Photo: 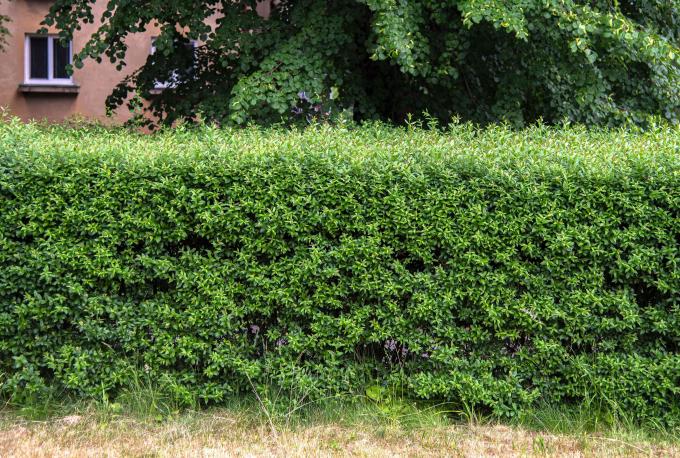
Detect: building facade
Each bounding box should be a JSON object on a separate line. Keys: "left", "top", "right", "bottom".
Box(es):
{"left": 0, "top": 1, "right": 270, "bottom": 124}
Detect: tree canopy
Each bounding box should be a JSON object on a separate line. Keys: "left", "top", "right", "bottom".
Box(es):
{"left": 0, "top": 1, "right": 10, "bottom": 52}
{"left": 43, "top": 0, "right": 680, "bottom": 127}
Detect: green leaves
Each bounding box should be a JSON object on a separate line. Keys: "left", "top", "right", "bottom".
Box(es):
{"left": 457, "top": 0, "right": 530, "bottom": 39}
{"left": 0, "top": 2, "right": 9, "bottom": 53}
{"left": 365, "top": 384, "right": 385, "bottom": 402}
{"left": 0, "top": 120, "right": 679, "bottom": 425}
{"left": 39, "top": 0, "right": 680, "bottom": 127}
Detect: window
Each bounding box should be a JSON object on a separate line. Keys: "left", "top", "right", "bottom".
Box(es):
{"left": 24, "top": 35, "right": 73, "bottom": 85}
{"left": 150, "top": 37, "right": 197, "bottom": 90}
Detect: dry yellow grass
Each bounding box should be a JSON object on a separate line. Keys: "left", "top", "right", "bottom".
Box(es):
{"left": 1, "top": 410, "right": 678, "bottom": 458}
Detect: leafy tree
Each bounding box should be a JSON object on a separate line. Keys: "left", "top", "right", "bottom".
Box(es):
{"left": 0, "top": 1, "right": 10, "bottom": 52}
{"left": 43, "top": 0, "right": 680, "bottom": 127}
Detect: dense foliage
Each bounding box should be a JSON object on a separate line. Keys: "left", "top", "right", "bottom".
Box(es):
{"left": 1, "top": 120, "right": 678, "bottom": 424}
{"left": 42, "top": 0, "right": 680, "bottom": 127}
{"left": 0, "top": 1, "right": 9, "bottom": 52}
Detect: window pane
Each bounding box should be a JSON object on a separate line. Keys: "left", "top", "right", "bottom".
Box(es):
{"left": 29, "top": 36, "right": 48, "bottom": 79}
{"left": 53, "top": 39, "right": 70, "bottom": 79}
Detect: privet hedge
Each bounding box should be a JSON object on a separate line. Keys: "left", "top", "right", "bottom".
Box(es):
{"left": 0, "top": 120, "right": 678, "bottom": 424}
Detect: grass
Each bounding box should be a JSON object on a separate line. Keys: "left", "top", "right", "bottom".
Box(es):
{"left": 1, "top": 381, "right": 678, "bottom": 457}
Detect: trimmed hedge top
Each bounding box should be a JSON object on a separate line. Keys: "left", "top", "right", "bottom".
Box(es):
{"left": 1, "top": 120, "right": 679, "bottom": 425}
{"left": 3, "top": 118, "right": 679, "bottom": 169}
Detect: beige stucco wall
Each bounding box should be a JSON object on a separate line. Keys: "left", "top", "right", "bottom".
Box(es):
{"left": 0, "top": 1, "right": 270, "bottom": 124}
{"left": 0, "top": 0, "right": 162, "bottom": 123}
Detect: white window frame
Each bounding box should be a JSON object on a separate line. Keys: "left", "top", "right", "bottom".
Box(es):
{"left": 150, "top": 37, "right": 197, "bottom": 89}
{"left": 24, "top": 34, "right": 74, "bottom": 86}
